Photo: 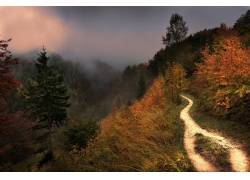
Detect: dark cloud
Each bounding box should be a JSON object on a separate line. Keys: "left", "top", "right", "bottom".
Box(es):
{"left": 50, "top": 6, "right": 249, "bottom": 69}
{"left": 50, "top": 6, "right": 249, "bottom": 32}
{"left": 1, "top": 6, "right": 249, "bottom": 70}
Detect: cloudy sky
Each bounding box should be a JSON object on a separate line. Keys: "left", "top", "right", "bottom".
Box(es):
{"left": 0, "top": 5, "right": 249, "bottom": 70}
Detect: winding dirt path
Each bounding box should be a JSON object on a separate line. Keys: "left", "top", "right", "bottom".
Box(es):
{"left": 180, "top": 95, "right": 249, "bottom": 172}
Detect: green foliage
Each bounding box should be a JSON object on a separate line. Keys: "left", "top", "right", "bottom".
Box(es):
{"left": 11, "top": 52, "right": 122, "bottom": 121}
{"left": 36, "top": 151, "right": 54, "bottom": 170}
{"left": 197, "top": 85, "right": 250, "bottom": 125}
{"left": 119, "top": 65, "right": 138, "bottom": 101}
{"left": 162, "top": 13, "right": 189, "bottom": 47}
{"left": 61, "top": 119, "right": 100, "bottom": 151}
{"left": 25, "top": 47, "right": 70, "bottom": 158}
{"left": 147, "top": 49, "right": 167, "bottom": 77}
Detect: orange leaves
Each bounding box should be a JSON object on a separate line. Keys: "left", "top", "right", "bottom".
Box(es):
{"left": 0, "top": 38, "right": 19, "bottom": 102}
{"left": 101, "top": 75, "right": 167, "bottom": 139}
{"left": 0, "top": 111, "right": 34, "bottom": 162}
{"left": 195, "top": 47, "right": 218, "bottom": 86}
{"left": 0, "top": 37, "right": 21, "bottom": 139}
{"left": 195, "top": 31, "right": 250, "bottom": 88}
{"left": 129, "top": 101, "right": 143, "bottom": 117}
{"left": 215, "top": 93, "right": 231, "bottom": 109}
{"left": 218, "top": 36, "right": 250, "bottom": 85}
{"left": 131, "top": 75, "right": 166, "bottom": 113}
{"left": 194, "top": 26, "right": 250, "bottom": 118}
{"left": 142, "top": 80, "right": 165, "bottom": 108}
{"left": 0, "top": 37, "right": 34, "bottom": 163}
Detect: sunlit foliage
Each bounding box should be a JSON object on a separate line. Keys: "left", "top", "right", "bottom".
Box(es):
{"left": 165, "top": 63, "right": 189, "bottom": 105}
{"left": 45, "top": 76, "right": 192, "bottom": 172}
{"left": 194, "top": 25, "right": 250, "bottom": 125}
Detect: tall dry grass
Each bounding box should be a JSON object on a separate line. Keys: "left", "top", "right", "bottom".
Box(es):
{"left": 45, "top": 76, "right": 193, "bottom": 171}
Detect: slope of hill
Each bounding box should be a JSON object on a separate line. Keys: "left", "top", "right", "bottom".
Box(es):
{"left": 43, "top": 75, "right": 193, "bottom": 171}
{"left": 1, "top": 9, "right": 250, "bottom": 172}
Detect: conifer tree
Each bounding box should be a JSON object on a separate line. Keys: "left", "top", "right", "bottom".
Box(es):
{"left": 25, "top": 47, "right": 70, "bottom": 162}
{"left": 136, "top": 73, "right": 146, "bottom": 100}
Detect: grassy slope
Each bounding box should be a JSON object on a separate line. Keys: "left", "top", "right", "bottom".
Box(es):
{"left": 5, "top": 77, "right": 195, "bottom": 172}
{"left": 43, "top": 76, "right": 194, "bottom": 172}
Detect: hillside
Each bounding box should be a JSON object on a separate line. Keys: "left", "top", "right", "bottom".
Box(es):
{"left": 42, "top": 75, "right": 193, "bottom": 171}
{"left": 1, "top": 9, "right": 250, "bottom": 172}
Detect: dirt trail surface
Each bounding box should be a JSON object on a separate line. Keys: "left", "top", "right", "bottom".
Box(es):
{"left": 180, "top": 95, "right": 249, "bottom": 172}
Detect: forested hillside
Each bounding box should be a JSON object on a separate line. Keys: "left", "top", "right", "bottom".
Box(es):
{"left": 1, "top": 9, "right": 250, "bottom": 172}
{"left": 148, "top": 10, "right": 250, "bottom": 126}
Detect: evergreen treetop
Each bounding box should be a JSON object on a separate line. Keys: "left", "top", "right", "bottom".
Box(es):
{"left": 25, "top": 47, "right": 70, "bottom": 167}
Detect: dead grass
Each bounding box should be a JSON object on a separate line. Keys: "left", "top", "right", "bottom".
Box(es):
{"left": 44, "top": 76, "right": 194, "bottom": 172}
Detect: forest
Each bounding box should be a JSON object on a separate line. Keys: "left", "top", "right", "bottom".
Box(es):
{"left": 1, "top": 9, "right": 250, "bottom": 172}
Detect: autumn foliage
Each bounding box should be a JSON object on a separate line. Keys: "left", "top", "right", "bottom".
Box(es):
{"left": 165, "top": 63, "right": 189, "bottom": 105}
{"left": 47, "top": 75, "right": 192, "bottom": 172}
{"left": 0, "top": 37, "right": 33, "bottom": 164}
{"left": 195, "top": 32, "right": 250, "bottom": 87}
{"left": 0, "top": 38, "right": 20, "bottom": 144}
{"left": 194, "top": 26, "right": 250, "bottom": 124}
{"left": 0, "top": 38, "right": 19, "bottom": 104}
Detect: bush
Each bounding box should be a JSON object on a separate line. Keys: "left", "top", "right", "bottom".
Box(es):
{"left": 61, "top": 119, "right": 100, "bottom": 151}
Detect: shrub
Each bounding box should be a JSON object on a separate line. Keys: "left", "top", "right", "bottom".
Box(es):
{"left": 61, "top": 119, "right": 100, "bottom": 151}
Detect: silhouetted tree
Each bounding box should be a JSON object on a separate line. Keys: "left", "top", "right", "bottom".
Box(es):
{"left": 236, "top": 9, "right": 250, "bottom": 25}
{"left": 25, "top": 47, "right": 70, "bottom": 166}
{"left": 162, "top": 13, "right": 189, "bottom": 47}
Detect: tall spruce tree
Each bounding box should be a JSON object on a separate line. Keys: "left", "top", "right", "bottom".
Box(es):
{"left": 25, "top": 47, "right": 70, "bottom": 163}
{"left": 136, "top": 73, "right": 146, "bottom": 100}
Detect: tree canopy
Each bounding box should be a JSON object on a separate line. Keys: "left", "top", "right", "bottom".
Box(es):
{"left": 162, "top": 13, "right": 189, "bottom": 47}
{"left": 25, "top": 47, "right": 70, "bottom": 166}
{"left": 0, "top": 37, "right": 33, "bottom": 164}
